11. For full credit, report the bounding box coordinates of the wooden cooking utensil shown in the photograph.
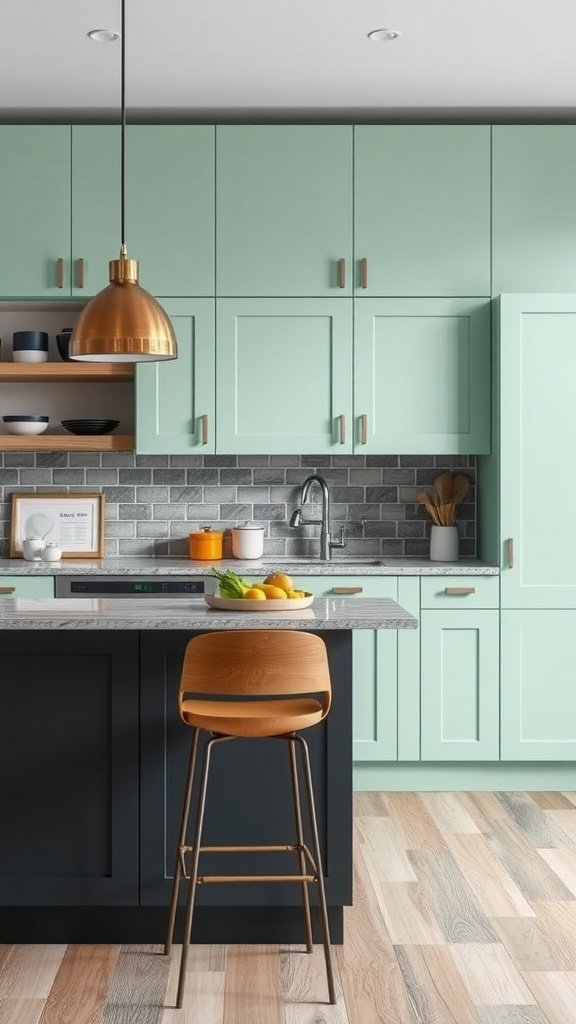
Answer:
[433,472,453,505]
[451,473,470,505]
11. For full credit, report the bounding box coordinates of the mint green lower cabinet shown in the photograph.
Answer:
[216,299,353,454]
[420,609,500,760]
[353,298,491,454]
[0,576,54,597]
[295,576,400,761]
[501,610,576,760]
[135,299,215,454]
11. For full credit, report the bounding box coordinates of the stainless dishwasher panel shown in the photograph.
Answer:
[54,575,206,598]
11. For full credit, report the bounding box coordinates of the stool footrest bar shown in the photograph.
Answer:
[198,874,317,884]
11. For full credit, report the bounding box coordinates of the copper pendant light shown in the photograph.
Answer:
[70,0,177,363]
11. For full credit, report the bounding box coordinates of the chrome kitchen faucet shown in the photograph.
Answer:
[289,473,346,560]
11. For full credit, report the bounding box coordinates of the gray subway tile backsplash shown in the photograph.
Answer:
[0,453,476,559]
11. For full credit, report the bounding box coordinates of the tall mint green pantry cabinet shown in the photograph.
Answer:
[0,125,214,299]
[495,295,576,760]
[492,126,576,295]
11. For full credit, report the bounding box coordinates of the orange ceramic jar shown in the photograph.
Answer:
[188,528,223,561]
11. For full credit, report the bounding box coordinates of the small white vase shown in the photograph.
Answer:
[429,525,459,562]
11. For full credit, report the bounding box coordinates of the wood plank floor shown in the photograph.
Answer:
[1,792,576,1024]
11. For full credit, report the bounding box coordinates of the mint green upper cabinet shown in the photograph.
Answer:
[135,299,215,454]
[492,127,576,295]
[499,295,576,608]
[216,126,353,297]
[216,298,353,454]
[126,126,215,297]
[354,299,491,454]
[0,126,71,297]
[71,127,119,297]
[72,126,215,298]
[354,126,491,297]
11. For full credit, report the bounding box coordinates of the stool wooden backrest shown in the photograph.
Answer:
[179,629,332,713]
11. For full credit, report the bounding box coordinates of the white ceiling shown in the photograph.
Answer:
[2,0,576,121]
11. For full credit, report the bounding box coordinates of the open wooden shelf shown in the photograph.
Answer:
[0,434,134,452]
[0,364,134,383]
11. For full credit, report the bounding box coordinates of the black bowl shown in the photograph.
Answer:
[56,332,73,361]
[61,419,120,435]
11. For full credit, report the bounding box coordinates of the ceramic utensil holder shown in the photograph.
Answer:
[429,525,459,562]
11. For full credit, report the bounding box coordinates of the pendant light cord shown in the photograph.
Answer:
[120,0,126,250]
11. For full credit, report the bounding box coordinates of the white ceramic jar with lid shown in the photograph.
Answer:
[231,522,265,559]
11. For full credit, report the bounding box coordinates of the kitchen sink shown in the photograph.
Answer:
[262,557,387,566]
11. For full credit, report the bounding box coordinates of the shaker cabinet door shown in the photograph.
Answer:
[0,126,72,298]
[135,298,216,454]
[492,126,576,294]
[216,298,353,454]
[354,298,491,454]
[354,125,491,297]
[216,126,353,297]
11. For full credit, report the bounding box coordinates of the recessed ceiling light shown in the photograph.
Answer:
[367,28,401,42]
[87,28,121,43]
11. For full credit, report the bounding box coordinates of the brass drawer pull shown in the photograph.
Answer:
[57,257,64,288]
[338,414,346,444]
[331,586,363,595]
[444,587,476,595]
[201,414,209,445]
[361,257,368,289]
[338,258,346,289]
[361,414,368,445]
[0,587,16,594]
[508,538,514,569]
[77,257,85,289]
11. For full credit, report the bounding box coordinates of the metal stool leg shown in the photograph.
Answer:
[295,733,336,1005]
[175,734,218,1010]
[165,726,200,955]
[287,736,313,953]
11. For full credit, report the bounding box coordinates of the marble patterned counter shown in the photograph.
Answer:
[0,595,417,630]
[0,555,499,577]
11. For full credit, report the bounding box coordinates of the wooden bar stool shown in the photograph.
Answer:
[164,629,336,1009]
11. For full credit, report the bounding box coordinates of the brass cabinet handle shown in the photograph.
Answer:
[57,258,64,288]
[444,587,476,595]
[338,414,346,444]
[361,257,368,289]
[201,414,208,445]
[0,587,16,594]
[361,414,368,444]
[338,258,346,288]
[508,538,514,569]
[77,257,85,289]
[331,586,363,595]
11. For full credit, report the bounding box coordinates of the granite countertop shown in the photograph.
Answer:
[0,596,418,630]
[0,556,499,577]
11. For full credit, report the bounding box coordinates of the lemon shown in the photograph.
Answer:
[252,583,289,599]
[263,572,293,595]
[243,587,267,600]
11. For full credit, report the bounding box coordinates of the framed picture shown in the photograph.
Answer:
[10,493,106,559]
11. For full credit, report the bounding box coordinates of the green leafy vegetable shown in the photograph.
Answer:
[211,566,250,599]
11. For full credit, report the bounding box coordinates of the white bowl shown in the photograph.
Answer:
[2,416,49,435]
[12,351,48,363]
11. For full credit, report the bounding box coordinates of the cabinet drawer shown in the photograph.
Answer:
[420,575,498,609]
[0,575,54,598]
[295,576,398,600]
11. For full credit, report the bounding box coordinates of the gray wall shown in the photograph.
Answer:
[0,452,476,559]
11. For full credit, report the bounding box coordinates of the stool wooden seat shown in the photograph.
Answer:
[164,629,336,1009]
